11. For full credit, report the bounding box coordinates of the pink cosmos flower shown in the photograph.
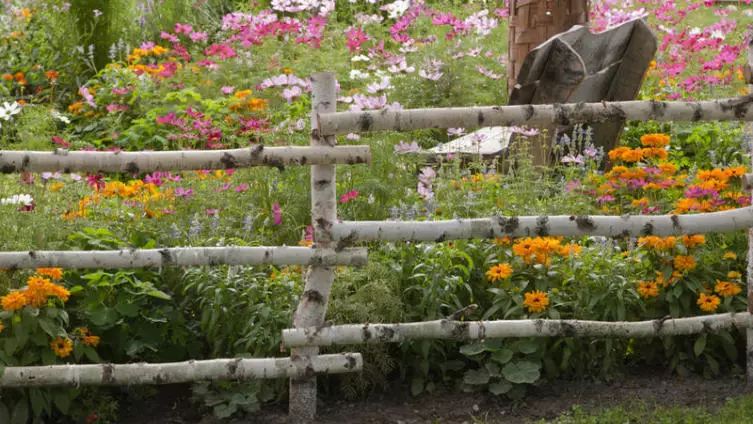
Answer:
[272,203,282,225]
[340,190,359,204]
[51,136,70,148]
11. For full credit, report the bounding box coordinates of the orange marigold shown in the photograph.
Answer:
[714,280,741,297]
[681,235,705,249]
[637,281,659,298]
[50,337,73,358]
[1,291,27,311]
[723,252,737,260]
[620,148,644,163]
[36,268,63,280]
[697,293,721,312]
[640,133,670,148]
[486,264,513,282]
[523,290,550,313]
[728,271,742,279]
[673,255,697,271]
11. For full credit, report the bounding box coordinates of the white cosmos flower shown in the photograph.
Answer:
[1,194,33,206]
[0,101,21,121]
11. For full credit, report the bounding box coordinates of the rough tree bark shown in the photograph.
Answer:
[318,95,753,135]
[0,247,367,269]
[289,72,338,422]
[0,146,371,174]
[0,354,362,388]
[282,313,753,347]
[331,206,753,243]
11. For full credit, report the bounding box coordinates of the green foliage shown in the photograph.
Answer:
[191,381,274,419]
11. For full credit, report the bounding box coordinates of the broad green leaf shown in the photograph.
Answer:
[0,401,9,424]
[463,368,490,385]
[502,361,540,384]
[11,398,29,424]
[490,348,513,364]
[488,380,513,395]
[53,392,71,415]
[29,389,44,418]
[459,343,485,357]
[410,377,425,396]
[38,318,62,338]
[694,334,707,357]
[84,346,102,363]
[515,340,538,354]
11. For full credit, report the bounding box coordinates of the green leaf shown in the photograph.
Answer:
[146,289,171,300]
[490,348,513,364]
[52,392,71,415]
[488,380,513,395]
[115,301,140,317]
[84,346,101,363]
[41,348,57,365]
[502,361,541,384]
[459,343,486,357]
[29,389,44,418]
[11,398,29,424]
[463,368,490,385]
[0,401,9,424]
[410,377,425,396]
[38,318,62,338]
[694,334,707,357]
[214,403,237,419]
[88,306,119,326]
[515,340,538,354]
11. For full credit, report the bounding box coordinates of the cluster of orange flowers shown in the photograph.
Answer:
[126,45,169,63]
[486,263,513,282]
[74,327,101,348]
[2,71,27,85]
[637,235,706,251]
[608,135,670,163]
[674,166,749,214]
[511,236,582,265]
[230,90,268,112]
[1,268,69,311]
[63,179,174,220]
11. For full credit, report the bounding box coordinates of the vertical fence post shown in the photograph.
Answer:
[745,32,753,387]
[289,72,338,421]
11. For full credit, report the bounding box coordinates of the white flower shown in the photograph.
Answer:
[1,194,33,206]
[351,55,370,62]
[0,101,21,121]
[50,109,71,124]
[349,69,370,80]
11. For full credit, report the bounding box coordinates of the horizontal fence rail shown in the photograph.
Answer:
[282,313,753,347]
[0,354,363,388]
[331,206,753,243]
[0,247,368,269]
[318,94,753,134]
[0,145,371,174]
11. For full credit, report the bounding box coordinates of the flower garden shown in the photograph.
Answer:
[0,0,752,422]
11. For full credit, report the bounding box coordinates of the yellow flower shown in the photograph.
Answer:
[486,264,513,282]
[697,293,721,312]
[523,290,550,313]
[728,271,742,279]
[673,255,696,272]
[637,281,659,298]
[723,252,737,260]
[0,321,4,334]
[36,268,63,280]
[681,235,705,249]
[50,337,73,358]
[1,291,27,311]
[714,280,741,297]
[83,335,100,347]
[50,182,65,191]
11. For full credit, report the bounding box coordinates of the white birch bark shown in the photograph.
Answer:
[289,72,338,422]
[0,146,371,174]
[331,207,753,243]
[0,354,362,388]
[318,95,753,135]
[282,313,753,347]
[744,33,753,387]
[0,247,367,269]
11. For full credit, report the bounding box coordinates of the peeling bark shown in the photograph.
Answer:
[0,146,371,174]
[331,207,753,242]
[318,95,753,135]
[282,313,753,347]
[0,354,362,388]
[0,247,367,269]
[290,72,338,422]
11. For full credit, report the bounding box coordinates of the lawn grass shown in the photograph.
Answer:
[533,395,753,424]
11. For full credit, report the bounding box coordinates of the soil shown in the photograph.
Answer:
[117,372,753,424]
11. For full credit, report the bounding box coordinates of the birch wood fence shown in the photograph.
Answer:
[280,58,753,419]
[0,72,369,422]
[4,61,753,422]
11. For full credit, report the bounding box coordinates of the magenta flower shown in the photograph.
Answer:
[340,190,359,204]
[272,203,283,225]
[86,174,105,191]
[51,136,70,148]
[234,184,249,192]
[175,187,194,200]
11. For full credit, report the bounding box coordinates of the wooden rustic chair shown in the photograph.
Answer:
[428,18,657,165]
